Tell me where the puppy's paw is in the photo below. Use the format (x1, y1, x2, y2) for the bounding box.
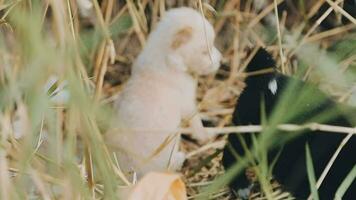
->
(190, 115, 214, 144)
(169, 151, 186, 171)
(192, 125, 214, 144)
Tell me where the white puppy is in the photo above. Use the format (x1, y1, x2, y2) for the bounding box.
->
(106, 7, 221, 178)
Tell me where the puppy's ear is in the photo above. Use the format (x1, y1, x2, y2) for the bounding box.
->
(171, 26, 193, 49)
(166, 53, 187, 72)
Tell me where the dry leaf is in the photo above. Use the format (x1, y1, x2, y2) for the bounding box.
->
(128, 172, 187, 200)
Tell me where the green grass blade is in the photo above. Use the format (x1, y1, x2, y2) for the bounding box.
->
(335, 165, 356, 200)
(306, 143, 319, 200)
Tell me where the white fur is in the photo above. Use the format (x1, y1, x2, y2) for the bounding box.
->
(268, 78, 278, 95)
(105, 7, 221, 177)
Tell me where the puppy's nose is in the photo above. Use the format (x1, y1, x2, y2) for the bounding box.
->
(211, 47, 222, 69)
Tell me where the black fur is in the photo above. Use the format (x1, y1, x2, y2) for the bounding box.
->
(222, 49, 356, 199)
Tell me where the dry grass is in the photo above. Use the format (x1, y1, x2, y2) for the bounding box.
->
(0, 0, 355, 199)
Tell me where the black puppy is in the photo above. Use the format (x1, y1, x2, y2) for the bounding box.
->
(222, 49, 356, 199)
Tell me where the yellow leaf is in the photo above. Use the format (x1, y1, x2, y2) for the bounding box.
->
(128, 172, 187, 200)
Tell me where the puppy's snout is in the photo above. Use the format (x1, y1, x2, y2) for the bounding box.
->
(210, 47, 222, 71)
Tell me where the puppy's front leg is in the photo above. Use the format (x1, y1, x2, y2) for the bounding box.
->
(190, 114, 212, 143)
